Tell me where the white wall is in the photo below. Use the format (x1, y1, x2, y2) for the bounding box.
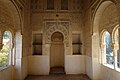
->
(28, 55, 86, 75)
(65, 55, 86, 74)
(92, 58, 101, 80)
(86, 55, 120, 80)
(22, 57, 28, 79)
(0, 66, 14, 80)
(86, 56, 93, 79)
(28, 56, 50, 75)
(101, 66, 120, 80)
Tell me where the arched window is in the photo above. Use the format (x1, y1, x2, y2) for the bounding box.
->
(102, 31, 114, 65)
(113, 27, 119, 68)
(0, 31, 12, 67)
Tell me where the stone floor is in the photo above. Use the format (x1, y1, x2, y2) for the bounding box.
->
(50, 67, 65, 74)
(25, 74, 91, 80)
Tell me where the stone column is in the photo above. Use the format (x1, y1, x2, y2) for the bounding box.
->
(112, 43, 118, 69)
(101, 43, 106, 64)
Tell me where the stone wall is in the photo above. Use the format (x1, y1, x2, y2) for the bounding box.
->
(99, 4, 119, 33)
(83, 0, 120, 80)
(30, 0, 83, 56)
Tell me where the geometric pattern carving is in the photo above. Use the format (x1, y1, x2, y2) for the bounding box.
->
(99, 4, 119, 31)
(0, 2, 14, 30)
(45, 21, 69, 44)
(51, 32, 64, 42)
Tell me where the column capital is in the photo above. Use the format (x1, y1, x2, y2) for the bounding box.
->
(111, 43, 116, 49)
(100, 43, 105, 48)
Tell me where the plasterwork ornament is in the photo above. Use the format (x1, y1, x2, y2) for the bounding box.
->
(45, 21, 69, 45)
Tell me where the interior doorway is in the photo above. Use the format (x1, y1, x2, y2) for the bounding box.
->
(50, 32, 65, 74)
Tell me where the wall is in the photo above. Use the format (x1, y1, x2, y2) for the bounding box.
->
(101, 65, 120, 80)
(99, 4, 119, 32)
(0, 66, 14, 80)
(83, 0, 120, 80)
(22, 57, 28, 79)
(28, 55, 86, 75)
(28, 56, 49, 75)
(21, 0, 31, 79)
(86, 56, 93, 79)
(83, 3, 93, 79)
(65, 55, 86, 74)
(29, 0, 85, 76)
(31, 13, 82, 32)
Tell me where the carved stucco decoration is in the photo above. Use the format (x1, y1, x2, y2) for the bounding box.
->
(99, 4, 119, 32)
(91, 0, 101, 21)
(0, 2, 13, 25)
(0, 2, 15, 31)
(45, 21, 69, 44)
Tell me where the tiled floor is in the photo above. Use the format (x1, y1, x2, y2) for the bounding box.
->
(25, 74, 91, 80)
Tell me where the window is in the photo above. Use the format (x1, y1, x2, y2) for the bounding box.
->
(32, 33, 42, 55)
(113, 28, 119, 68)
(61, 0, 68, 10)
(103, 31, 114, 65)
(0, 31, 12, 67)
(47, 0, 54, 10)
(72, 33, 82, 55)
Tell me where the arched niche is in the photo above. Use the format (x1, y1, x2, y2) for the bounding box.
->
(51, 31, 64, 42)
(45, 21, 69, 44)
(50, 32, 65, 68)
(43, 21, 71, 55)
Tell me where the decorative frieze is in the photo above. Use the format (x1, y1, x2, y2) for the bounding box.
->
(31, 0, 82, 13)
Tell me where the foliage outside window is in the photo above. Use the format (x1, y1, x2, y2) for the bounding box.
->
(104, 32, 114, 65)
(0, 31, 11, 67)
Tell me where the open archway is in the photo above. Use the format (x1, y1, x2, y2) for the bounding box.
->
(92, 1, 117, 80)
(0, 0, 23, 80)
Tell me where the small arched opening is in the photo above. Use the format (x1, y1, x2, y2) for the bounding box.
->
(0, 31, 12, 67)
(112, 26, 120, 69)
(50, 31, 65, 74)
(101, 31, 113, 65)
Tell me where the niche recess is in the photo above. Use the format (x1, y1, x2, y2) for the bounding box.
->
(32, 33, 42, 55)
(72, 33, 82, 55)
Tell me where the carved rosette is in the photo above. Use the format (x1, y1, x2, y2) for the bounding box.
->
(45, 21, 69, 44)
